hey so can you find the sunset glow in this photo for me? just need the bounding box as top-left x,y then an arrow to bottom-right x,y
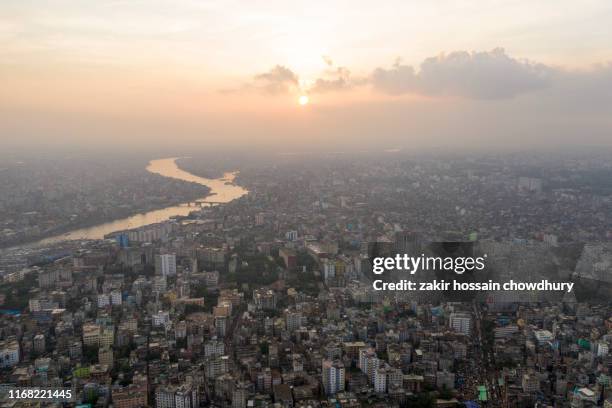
298,95 -> 309,106
1,0 -> 611,152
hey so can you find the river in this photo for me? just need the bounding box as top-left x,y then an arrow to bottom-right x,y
28,157 -> 248,247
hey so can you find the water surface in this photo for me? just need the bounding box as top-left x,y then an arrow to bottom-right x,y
31,157 -> 247,246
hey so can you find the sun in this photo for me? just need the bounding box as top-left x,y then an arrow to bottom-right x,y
298,95 -> 309,106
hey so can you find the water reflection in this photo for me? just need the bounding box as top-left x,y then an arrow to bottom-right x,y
34,157 -> 247,246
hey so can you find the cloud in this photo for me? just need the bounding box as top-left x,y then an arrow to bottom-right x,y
238,50 -> 612,105
371,48 -> 553,99
253,65 -> 299,94
309,67 -> 354,93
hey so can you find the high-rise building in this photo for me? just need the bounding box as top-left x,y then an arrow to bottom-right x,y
99,347 -> 114,367
33,334 -> 46,354
155,254 -> 177,277
110,290 -> 122,305
374,367 -> 387,393
449,312 -> 472,335
155,383 -> 198,408
285,311 -> 303,332
322,359 -> 345,395
232,382 -> 249,408
0,340 -> 20,368
153,311 -> 170,327
82,324 -> 101,347
359,347 -> 380,384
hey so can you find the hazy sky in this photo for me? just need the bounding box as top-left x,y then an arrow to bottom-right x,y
1,0 -> 611,153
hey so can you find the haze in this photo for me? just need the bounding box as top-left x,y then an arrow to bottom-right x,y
1,0 -> 612,153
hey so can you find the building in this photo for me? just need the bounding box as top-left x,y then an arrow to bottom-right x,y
359,348 -> 380,384
374,367 -> 387,393
28,298 -> 59,312
323,259 -> 336,281
522,371 -> 540,393
204,339 -> 225,357
113,382 -> 148,408
110,290 -> 122,305
232,382 -> 249,408
153,276 -> 168,292
204,270 -> 219,287
99,327 -> 114,348
436,371 -> 455,390
0,340 -> 20,368
518,176 -> 543,193
286,311 -> 303,332
83,324 -> 101,347
175,384 -> 199,408
33,334 -> 46,354
69,341 -> 83,359
449,312 -> 472,335
99,347 -> 114,367
253,289 -> 276,310
274,383 -> 293,407
156,385 -> 176,408
155,254 -> 177,277
153,311 -> 170,327
322,359 -> 345,395
597,342 -> 609,357
279,248 -> 297,270
534,329 -> 554,345
98,293 -> 110,308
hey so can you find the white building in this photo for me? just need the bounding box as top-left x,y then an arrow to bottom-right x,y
323,259 -> 336,281
359,347 -> 380,384
97,294 -> 110,308
285,311 -> 303,332
0,340 -> 20,368
153,311 -> 170,327
534,330 -> 554,345
322,359 -> 345,395
522,371 -> 540,393
156,254 -> 177,277
204,339 -> 225,357
374,367 -> 387,393
29,298 -> 58,312
175,384 -> 199,408
155,386 -> 176,408
110,290 -> 122,305
449,312 -> 472,335
597,342 -> 609,357
494,324 -> 519,339
204,271 -> 219,287
153,276 -> 167,293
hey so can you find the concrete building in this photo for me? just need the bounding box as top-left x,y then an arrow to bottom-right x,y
449,312 -> 472,335
0,340 -> 20,368
155,254 -> 177,277
322,359 -> 345,395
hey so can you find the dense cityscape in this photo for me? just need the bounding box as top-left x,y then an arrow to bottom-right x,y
0,152 -> 611,408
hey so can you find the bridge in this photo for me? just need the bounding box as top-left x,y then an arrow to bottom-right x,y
185,201 -> 225,207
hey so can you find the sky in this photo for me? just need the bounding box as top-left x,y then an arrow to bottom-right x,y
1,0 -> 612,153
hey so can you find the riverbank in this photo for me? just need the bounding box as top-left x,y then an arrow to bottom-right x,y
0,191 -> 208,250
1,158 -> 247,250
